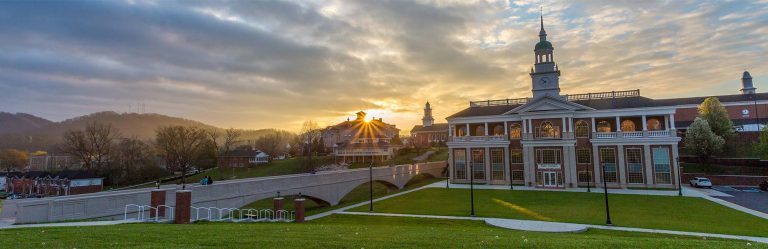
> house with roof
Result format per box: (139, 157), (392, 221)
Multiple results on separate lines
(410, 102), (449, 147)
(322, 111), (402, 163)
(217, 149), (270, 168)
(446, 15), (765, 190)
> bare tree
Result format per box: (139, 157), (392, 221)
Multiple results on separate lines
(0, 149), (29, 173)
(221, 128), (242, 155)
(206, 129), (220, 153)
(155, 126), (209, 188)
(112, 137), (152, 186)
(300, 120), (322, 169)
(254, 131), (292, 162)
(60, 122), (120, 171)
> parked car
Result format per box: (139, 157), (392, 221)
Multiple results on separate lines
(689, 177), (713, 188)
(760, 180), (768, 191)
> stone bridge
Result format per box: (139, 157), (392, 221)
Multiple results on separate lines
(1, 161), (446, 224)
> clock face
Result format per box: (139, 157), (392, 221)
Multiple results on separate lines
(539, 77), (550, 87)
(742, 109), (750, 115)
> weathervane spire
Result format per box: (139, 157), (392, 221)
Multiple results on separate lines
(539, 6), (547, 40)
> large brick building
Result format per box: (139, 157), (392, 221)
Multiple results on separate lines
(322, 111), (402, 163)
(446, 16), (764, 190)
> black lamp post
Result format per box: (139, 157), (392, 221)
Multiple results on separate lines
(369, 162), (374, 212)
(470, 167), (475, 217)
(676, 157), (683, 197)
(509, 165), (514, 190)
(600, 163), (612, 225)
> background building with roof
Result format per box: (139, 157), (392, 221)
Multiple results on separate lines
(217, 149), (270, 168)
(322, 111), (401, 163)
(410, 101), (448, 147)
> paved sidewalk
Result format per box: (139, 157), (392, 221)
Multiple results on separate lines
(411, 151), (435, 162)
(337, 211), (768, 244)
(0, 220), (141, 230)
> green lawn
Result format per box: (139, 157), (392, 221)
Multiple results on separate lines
(0, 215), (757, 248)
(350, 188), (768, 237)
(240, 174), (442, 216)
(181, 157), (328, 183)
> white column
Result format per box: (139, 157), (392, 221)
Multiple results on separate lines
(670, 114), (676, 130)
(672, 144), (680, 187)
(465, 124), (470, 136)
(561, 117), (566, 131)
(591, 117), (596, 132)
(641, 115), (648, 131)
(504, 121), (509, 135)
(484, 122), (489, 136)
(522, 119), (527, 133)
(617, 145), (626, 187)
(615, 116), (621, 132)
(568, 117), (574, 132)
(592, 145), (601, 185)
(528, 119), (533, 133)
(448, 147), (454, 183)
(664, 116), (669, 130)
(643, 144), (653, 186)
(504, 147), (510, 183)
(484, 147), (491, 182)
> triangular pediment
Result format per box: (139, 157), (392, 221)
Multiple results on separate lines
(504, 95), (594, 114)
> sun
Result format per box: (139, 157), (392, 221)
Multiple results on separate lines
(363, 114), (373, 123)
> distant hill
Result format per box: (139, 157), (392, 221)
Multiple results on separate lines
(0, 112), (54, 134)
(0, 111), (285, 151)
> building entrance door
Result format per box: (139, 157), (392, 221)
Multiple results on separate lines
(543, 172), (557, 187)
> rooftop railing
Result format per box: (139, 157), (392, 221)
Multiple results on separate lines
(469, 89), (641, 107)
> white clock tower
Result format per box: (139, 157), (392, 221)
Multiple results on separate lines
(530, 14), (561, 99)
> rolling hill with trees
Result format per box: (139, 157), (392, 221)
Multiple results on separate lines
(0, 111), (284, 151)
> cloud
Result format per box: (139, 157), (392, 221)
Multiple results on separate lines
(0, 0), (766, 132)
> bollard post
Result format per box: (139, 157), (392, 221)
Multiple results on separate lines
(273, 192), (284, 211)
(174, 190), (192, 224)
(150, 189), (166, 218)
(294, 197), (305, 223)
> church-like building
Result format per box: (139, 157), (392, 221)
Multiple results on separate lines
(446, 16), (765, 189)
(410, 102), (448, 147)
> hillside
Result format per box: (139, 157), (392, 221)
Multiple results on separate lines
(0, 111), (283, 151)
(0, 112), (53, 134)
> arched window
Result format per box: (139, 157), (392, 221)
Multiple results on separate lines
(621, 120), (636, 132)
(474, 126), (485, 136)
(492, 124), (504, 136)
(646, 118), (661, 131)
(540, 121), (556, 138)
(575, 120), (590, 138)
(597, 121), (612, 132)
(509, 123), (521, 139)
(456, 126), (466, 136)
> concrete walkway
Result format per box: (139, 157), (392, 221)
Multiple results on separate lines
(337, 211), (768, 244)
(411, 151), (435, 162)
(0, 220), (141, 230)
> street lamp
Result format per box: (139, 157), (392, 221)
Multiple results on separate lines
(600, 162), (612, 225)
(369, 162), (373, 212)
(676, 157), (683, 196)
(470, 167), (475, 217)
(508, 165), (514, 190)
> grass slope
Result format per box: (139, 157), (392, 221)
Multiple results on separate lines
(240, 174), (441, 216)
(350, 188), (768, 237)
(0, 215), (756, 248)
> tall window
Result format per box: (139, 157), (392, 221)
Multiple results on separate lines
(453, 149), (466, 180)
(492, 125), (504, 136)
(575, 120), (590, 138)
(653, 147), (672, 184)
(456, 126), (466, 137)
(576, 149), (591, 164)
(474, 126), (485, 136)
(621, 120), (636, 132)
(578, 171), (592, 184)
(491, 148), (505, 181)
(647, 118), (661, 131)
(539, 121), (557, 138)
(509, 123), (521, 139)
(625, 148), (644, 184)
(537, 149), (561, 165)
(597, 121), (612, 132)
(471, 148), (485, 180)
(512, 170), (524, 181)
(510, 149), (523, 164)
(600, 147), (617, 183)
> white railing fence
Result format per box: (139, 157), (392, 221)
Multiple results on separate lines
(125, 204), (294, 223)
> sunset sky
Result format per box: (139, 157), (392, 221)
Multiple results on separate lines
(1, 0), (767, 133)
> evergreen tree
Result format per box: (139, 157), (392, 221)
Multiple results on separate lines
(685, 118), (724, 159)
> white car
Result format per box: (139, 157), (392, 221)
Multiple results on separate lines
(689, 177), (713, 188)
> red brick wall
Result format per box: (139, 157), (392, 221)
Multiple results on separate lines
(675, 103), (768, 122)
